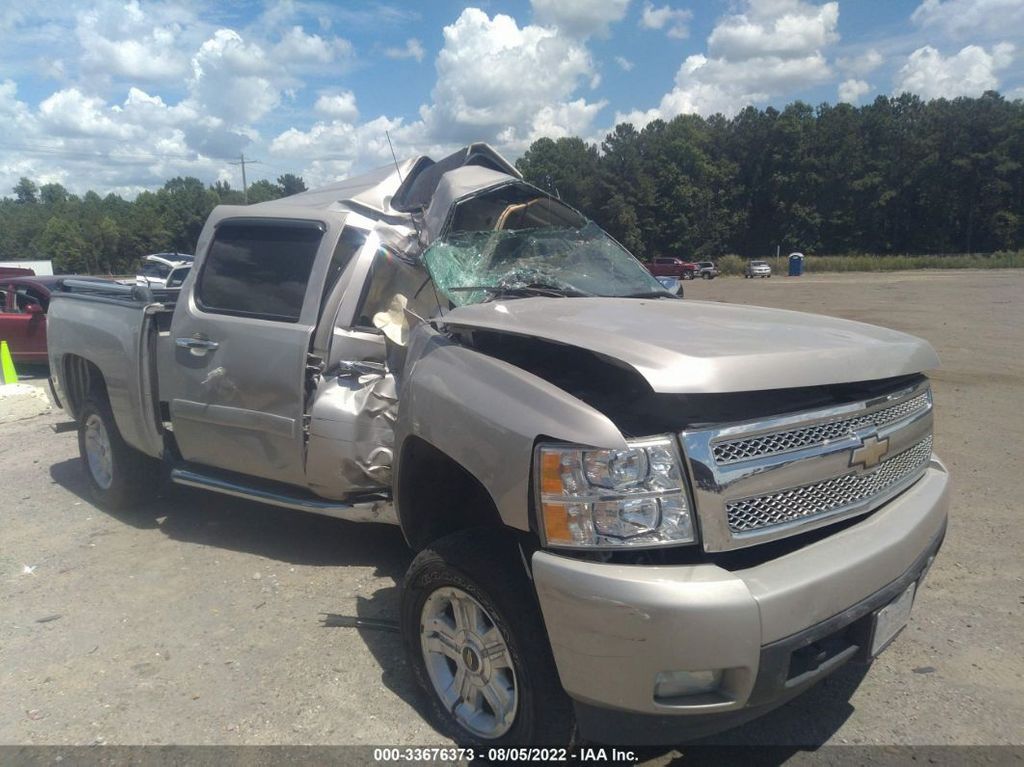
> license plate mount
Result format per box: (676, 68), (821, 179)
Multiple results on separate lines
(870, 582), (916, 657)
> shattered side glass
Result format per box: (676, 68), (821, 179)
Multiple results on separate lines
(423, 222), (669, 306)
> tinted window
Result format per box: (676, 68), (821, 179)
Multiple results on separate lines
(141, 262), (171, 278)
(197, 221), (323, 322)
(166, 266), (191, 288)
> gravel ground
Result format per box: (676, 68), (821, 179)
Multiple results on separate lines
(1, 270), (1022, 756)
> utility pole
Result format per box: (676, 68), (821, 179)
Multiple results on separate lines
(229, 153), (260, 203)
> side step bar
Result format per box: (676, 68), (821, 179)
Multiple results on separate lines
(170, 467), (397, 525)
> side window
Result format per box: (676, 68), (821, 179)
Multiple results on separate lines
(354, 248), (436, 329)
(320, 226), (368, 310)
(141, 262), (170, 279)
(196, 221), (323, 322)
(15, 286), (47, 311)
(166, 267), (191, 288)
(1, 285), (13, 313)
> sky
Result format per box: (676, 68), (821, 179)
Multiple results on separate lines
(1, 0), (1022, 198)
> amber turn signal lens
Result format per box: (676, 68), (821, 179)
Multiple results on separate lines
(540, 451), (564, 496)
(541, 501), (573, 544)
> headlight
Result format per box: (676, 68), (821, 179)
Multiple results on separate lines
(535, 436), (696, 549)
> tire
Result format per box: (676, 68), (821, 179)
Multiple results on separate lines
(400, 528), (576, 746)
(702, 272), (711, 279)
(78, 396), (160, 510)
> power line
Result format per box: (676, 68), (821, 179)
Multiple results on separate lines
(228, 153), (261, 203)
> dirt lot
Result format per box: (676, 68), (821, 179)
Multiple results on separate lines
(1, 270), (1022, 754)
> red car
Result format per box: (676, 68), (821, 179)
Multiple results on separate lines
(1, 276), (62, 363)
(647, 256), (699, 280)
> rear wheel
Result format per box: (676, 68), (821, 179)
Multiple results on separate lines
(78, 397), (160, 510)
(401, 528), (575, 746)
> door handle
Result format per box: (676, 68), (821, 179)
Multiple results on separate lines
(175, 336), (219, 355)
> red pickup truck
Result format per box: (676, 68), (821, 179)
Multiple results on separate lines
(648, 256), (699, 280)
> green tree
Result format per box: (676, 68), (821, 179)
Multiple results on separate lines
(277, 174), (307, 196)
(39, 183), (69, 206)
(35, 217), (89, 272)
(13, 177), (38, 204)
(246, 179), (283, 204)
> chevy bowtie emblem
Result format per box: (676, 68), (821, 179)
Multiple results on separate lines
(850, 434), (890, 470)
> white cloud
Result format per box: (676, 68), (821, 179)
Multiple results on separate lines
(314, 91), (359, 122)
(38, 88), (138, 140)
(270, 7), (610, 184)
(75, 0), (194, 83)
(838, 78), (871, 103)
(615, 55), (635, 71)
(269, 115), (422, 188)
(188, 29), (279, 124)
(530, 0), (630, 37)
(894, 43), (1014, 99)
(272, 25), (353, 67)
(616, 0), (839, 125)
(640, 3), (693, 39)
(421, 8), (603, 146)
(707, 0), (839, 60)
(837, 48), (883, 77)
(384, 38), (426, 62)
(911, 0), (1024, 39)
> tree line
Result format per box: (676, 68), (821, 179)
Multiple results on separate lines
(3, 91), (1023, 274)
(516, 91), (1024, 259)
(1, 174), (306, 274)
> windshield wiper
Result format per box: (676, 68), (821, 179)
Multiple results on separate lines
(449, 284), (592, 300)
(619, 290), (681, 299)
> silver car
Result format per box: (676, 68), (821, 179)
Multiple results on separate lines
(745, 259), (772, 278)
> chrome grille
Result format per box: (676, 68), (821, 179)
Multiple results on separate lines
(726, 436), (933, 534)
(680, 380), (935, 552)
(713, 392), (930, 464)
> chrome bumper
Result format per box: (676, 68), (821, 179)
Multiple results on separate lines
(532, 459), (949, 731)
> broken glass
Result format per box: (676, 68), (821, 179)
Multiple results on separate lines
(423, 222), (672, 307)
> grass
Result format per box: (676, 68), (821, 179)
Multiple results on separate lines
(714, 250), (1024, 276)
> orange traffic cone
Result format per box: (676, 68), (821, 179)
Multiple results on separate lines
(1, 340), (17, 384)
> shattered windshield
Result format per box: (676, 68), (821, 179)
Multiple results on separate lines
(423, 222), (672, 307)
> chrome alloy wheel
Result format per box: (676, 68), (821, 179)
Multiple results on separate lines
(420, 586), (518, 739)
(84, 413), (113, 490)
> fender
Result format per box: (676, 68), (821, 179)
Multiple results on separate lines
(393, 323), (628, 532)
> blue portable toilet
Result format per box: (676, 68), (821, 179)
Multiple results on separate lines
(788, 252), (805, 276)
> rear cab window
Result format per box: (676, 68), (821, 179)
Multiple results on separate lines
(196, 220), (324, 323)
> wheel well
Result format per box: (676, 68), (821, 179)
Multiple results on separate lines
(61, 355), (108, 418)
(396, 436), (505, 551)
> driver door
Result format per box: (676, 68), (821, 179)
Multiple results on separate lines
(166, 217), (331, 486)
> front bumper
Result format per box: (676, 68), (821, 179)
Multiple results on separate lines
(532, 460), (949, 744)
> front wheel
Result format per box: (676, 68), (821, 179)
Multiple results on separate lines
(401, 529), (575, 746)
(78, 397), (160, 510)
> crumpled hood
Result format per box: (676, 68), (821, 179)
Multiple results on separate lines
(442, 297), (939, 394)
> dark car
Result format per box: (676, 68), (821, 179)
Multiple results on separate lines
(0, 276), (111, 363)
(648, 256), (699, 280)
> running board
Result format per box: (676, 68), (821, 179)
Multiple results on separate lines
(169, 467), (397, 525)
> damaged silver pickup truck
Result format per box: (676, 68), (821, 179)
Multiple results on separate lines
(47, 144), (948, 746)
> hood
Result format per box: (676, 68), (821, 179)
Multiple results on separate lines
(442, 297), (939, 394)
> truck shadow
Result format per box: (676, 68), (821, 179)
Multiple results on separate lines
(49, 457), (413, 567)
(48, 455), (437, 729)
(49, 455), (873, 754)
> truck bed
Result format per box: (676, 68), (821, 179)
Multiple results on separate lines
(47, 280), (177, 459)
